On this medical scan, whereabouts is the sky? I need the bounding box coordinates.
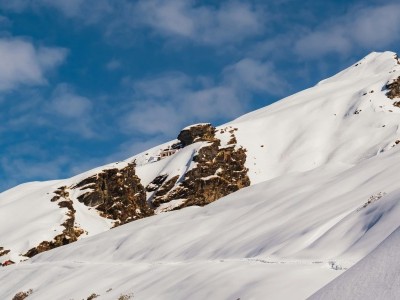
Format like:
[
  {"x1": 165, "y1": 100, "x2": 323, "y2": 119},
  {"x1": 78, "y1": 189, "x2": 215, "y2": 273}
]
[{"x1": 1, "y1": 0, "x2": 400, "y2": 191}]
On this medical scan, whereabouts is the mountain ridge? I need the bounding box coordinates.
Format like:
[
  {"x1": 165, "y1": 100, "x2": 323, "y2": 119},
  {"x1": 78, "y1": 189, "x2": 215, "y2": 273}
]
[{"x1": 2, "y1": 51, "x2": 400, "y2": 299}]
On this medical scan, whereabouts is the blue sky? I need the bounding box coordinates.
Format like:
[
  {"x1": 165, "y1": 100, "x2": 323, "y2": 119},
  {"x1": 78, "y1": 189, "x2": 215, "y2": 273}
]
[{"x1": 1, "y1": 0, "x2": 399, "y2": 191}]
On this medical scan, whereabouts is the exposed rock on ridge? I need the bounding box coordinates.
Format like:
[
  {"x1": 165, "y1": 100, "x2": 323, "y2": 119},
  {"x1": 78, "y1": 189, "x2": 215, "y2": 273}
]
[
  {"x1": 24, "y1": 186, "x2": 84, "y2": 258},
  {"x1": 385, "y1": 76, "x2": 400, "y2": 101},
  {"x1": 73, "y1": 163, "x2": 153, "y2": 227},
  {"x1": 150, "y1": 124, "x2": 250, "y2": 210},
  {"x1": 177, "y1": 123, "x2": 216, "y2": 146},
  {"x1": 0, "y1": 247, "x2": 10, "y2": 257},
  {"x1": 17, "y1": 124, "x2": 250, "y2": 258}
]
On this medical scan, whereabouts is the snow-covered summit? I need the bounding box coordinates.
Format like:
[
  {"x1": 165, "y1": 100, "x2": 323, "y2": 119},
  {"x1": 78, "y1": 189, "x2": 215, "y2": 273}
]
[{"x1": 232, "y1": 51, "x2": 400, "y2": 183}]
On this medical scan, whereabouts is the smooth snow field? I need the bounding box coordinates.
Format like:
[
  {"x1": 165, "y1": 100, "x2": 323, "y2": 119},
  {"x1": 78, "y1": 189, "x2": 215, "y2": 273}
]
[{"x1": 2, "y1": 52, "x2": 400, "y2": 299}]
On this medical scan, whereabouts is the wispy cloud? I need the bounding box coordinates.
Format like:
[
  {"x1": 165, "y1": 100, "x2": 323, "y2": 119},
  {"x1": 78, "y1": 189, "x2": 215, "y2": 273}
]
[
  {"x1": 46, "y1": 83, "x2": 96, "y2": 138},
  {"x1": 131, "y1": 0, "x2": 266, "y2": 45},
  {"x1": 295, "y1": 3, "x2": 400, "y2": 58},
  {"x1": 0, "y1": 145, "x2": 71, "y2": 191},
  {"x1": 105, "y1": 59, "x2": 121, "y2": 71},
  {"x1": 121, "y1": 57, "x2": 285, "y2": 137},
  {"x1": 0, "y1": 38, "x2": 67, "y2": 91},
  {"x1": 50, "y1": 84, "x2": 92, "y2": 118},
  {"x1": 0, "y1": 0, "x2": 266, "y2": 47},
  {"x1": 223, "y1": 58, "x2": 285, "y2": 94}
]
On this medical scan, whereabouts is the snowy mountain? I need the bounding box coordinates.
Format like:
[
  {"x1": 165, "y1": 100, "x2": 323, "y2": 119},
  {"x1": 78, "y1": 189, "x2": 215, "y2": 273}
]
[
  {"x1": 2, "y1": 51, "x2": 400, "y2": 299},
  {"x1": 310, "y1": 225, "x2": 400, "y2": 299}
]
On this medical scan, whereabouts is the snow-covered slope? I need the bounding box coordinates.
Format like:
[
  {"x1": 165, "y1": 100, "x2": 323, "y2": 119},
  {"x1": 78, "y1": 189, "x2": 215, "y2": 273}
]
[
  {"x1": 2, "y1": 51, "x2": 400, "y2": 299},
  {"x1": 310, "y1": 225, "x2": 400, "y2": 300},
  {"x1": 233, "y1": 51, "x2": 400, "y2": 184},
  {"x1": 2, "y1": 144, "x2": 400, "y2": 299}
]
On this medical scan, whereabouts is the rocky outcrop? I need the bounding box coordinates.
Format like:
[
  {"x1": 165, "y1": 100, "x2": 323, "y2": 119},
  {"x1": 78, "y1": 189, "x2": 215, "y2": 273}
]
[
  {"x1": 24, "y1": 186, "x2": 84, "y2": 258},
  {"x1": 385, "y1": 76, "x2": 400, "y2": 103},
  {"x1": 177, "y1": 123, "x2": 217, "y2": 146},
  {"x1": 73, "y1": 163, "x2": 153, "y2": 226},
  {"x1": 0, "y1": 247, "x2": 10, "y2": 257},
  {"x1": 12, "y1": 289, "x2": 33, "y2": 300},
  {"x1": 150, "y1": 175, "x2": 179, "y2": 202},
  {"x1": 20, "y1": 124, "x2": 249, "y2": 258},
  {"x1": 395, "y1": 54, "x2": 400, "y2": 65},
  {"x1": 146, "y1": 174, "x2": 169, "y2": 192},
  {"x1": 150, "y1": 125, "x2": 250, "y2": 209}
]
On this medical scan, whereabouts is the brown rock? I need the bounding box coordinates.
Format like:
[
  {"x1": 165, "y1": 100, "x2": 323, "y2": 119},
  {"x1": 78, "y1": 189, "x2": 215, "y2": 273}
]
[
  {"x1": 73, "y1": 163, "x2": 153, "y2": 225},
  {"x1": 385, "y1": 76, "x2": 400, "y2": 100},
  {"x1": 24, "y1": 186, "x2": 84, "y2": 258},
  {"x1": 151, "y1": 126, "x2": 250, "y2": 209},
  {"x1": 177, "y1": 123, "x2": 217, "y2": 146},
  {"x1": 0, "y1": 247, "x2": 10, "y2": 257}
]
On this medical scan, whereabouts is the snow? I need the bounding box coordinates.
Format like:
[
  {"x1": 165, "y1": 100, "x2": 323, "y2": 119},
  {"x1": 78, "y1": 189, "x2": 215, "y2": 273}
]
[
  {"x1": 155, "y1": 198, "x2": 186, "y2": 214},
  {"x1": 230, "y1": 51, "x2": 400, "y2": 184},
  {"x1": 1, "y1": 51, "x2": 400, "y2": 299},
  {"x1": 21, "y1": 149, "x2": 400, "y2": 264},
  {"x1": 181, "y1": 122, "x2": 211, "y2": 131},
  {"x1": 0, "y1": 140, "x2": 210, "y2": 261},
  {"x1": 0, "y1": 180, "x2": 65, "y2": 261},
  {"x1": 2, "y1": 146, "x2": 400, "y2": 299},
  {"x1": 0, "y1": 260, "x2": 341, "y2": 300},
  {"x1": 135, "y1": 142, "x2": 207, "y2": 187},
  {"x1": 310, "y1": 226, "x2": 400, "y2": 300}
]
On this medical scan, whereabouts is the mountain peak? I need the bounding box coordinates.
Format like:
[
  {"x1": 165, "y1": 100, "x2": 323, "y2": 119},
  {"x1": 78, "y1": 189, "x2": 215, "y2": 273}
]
[
  {"x1": 3, "y1": 52, "x2": 400, "y2": 299},
  {"x1": 318, "y1": 51, "x2": 399, "y2": 86}
]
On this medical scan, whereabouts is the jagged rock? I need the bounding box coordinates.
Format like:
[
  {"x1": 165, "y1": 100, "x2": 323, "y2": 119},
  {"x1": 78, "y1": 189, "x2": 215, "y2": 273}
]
[
  {"x1": 73, "y1": 163, "x2": 153, "y2": 225},
  {"x1": 177, "y1": 123, "x2": 217, "y2": 146},
  {"x1": 153, "y1": 175, "x2": 179, "y2": 199},
  {"x1": 24, "y1": 186, "x2": 84, "y2": 258},
  {"x1": 385, "y1": 76, "x2": 400, "y2": 100},
  {"x1": 12, "y1": 289, "x2": 32, "y2": 300},
  {"x1": 152, "y1": 125, "x2": 250, "y2": 209},
  {"x1": 395, "y1": 54, "x2": 400, "y2": 65},
  {"x1": 146, "y1": 174, "x2": 169, "y2": 192},
  {"x1": 22, "y1": 125, "x2": 249, "y2": 258},
  {"x1": 0, "y1": 247, "x2": 10, "y2": 257}
]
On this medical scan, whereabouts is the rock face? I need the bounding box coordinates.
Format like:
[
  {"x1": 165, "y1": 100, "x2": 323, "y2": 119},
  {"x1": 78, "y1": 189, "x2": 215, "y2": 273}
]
[
  {"x1": 0, "y1": 247, "x2": 10, "y2": 257},
  {"x1": 177, "y1": 123, "x2": 216, "y2": 146},
  {"x1": 385, "y1": 76, "x2": 400, "y2": 106},
  {"x1": 20, "y1": 123, "x2": 250, "y2": 258},
  {"x1": 24, "y1": 186, "x2": 84, "y2": 258},
  {"x1": 150, "y1": 124, "x2": 250, "y2": 209},
  {"x1": 73, "y1": 163, "x2": 153, "y2": 226}
]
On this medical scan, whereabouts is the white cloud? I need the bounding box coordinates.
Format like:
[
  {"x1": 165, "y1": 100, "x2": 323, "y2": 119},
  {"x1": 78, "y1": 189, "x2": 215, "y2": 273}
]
[
  {"x1": 351, "y1": 4, "x2": 400, "y2": 47},
  {"x1": 223, "y1": 58, "x2": 285, "y2": 94},
  {"x1": 0, "y1": 0, "x2": 266, "y2": 47},
  {"x1": 0, "y1": 153, "x2": 70, "y2": 191},
  {"x1": 37, "y1": 0, "x2": 86, "y2": 17},
  {"x1": 0, "y1": 0, "x2": 112, "y2": 23},
  {"x1": 51, "y1": 84, "x2": 92, "y2": 118},
  {"x1": 186, "y1": 86, "x2": 242, "y2": 119},
  {"x1": 295, "y1": 3, "x2": 400, "y2": 59},
  {"x1": 105, "y1": 59, "x2": 122, "y2": 71},
  {"x1": 0, "y1": 0, "x2": 87, "y2": 16},
  {"x1": 48, "y1": 84, "x2": 95, "y2": 137},
  {"x1": 134, "y1": 0, "x2": 195, "y2": 38},
  {"x1": 0, "y1": 15, "x2": 11, "y2": 27},
  {"x1": 121, "y1": 72, "x2": 245, "y2": 136},
  {"x1": 121, "y1": 57, "x2": 285, "y2": 137},
  {"x1": 124, "y1": 101, "x2": 183, "y2": 136},
  {"x1": 0, "y1": 38, "x2": 67, "y2": 91},
  {"x1": 132, "y1": 0, "x2": 266, "y2": 45},
  {"x1": 0, "y1": 0, "x2": 28, "y2": 12}
]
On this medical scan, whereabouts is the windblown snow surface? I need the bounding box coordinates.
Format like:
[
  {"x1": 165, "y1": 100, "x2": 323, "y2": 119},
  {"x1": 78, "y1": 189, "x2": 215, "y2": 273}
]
[
  {"x1": 310, "y1": 226, "x2": 400, "y2": 300},
  {"x1": 2, "y1": 52, "x2": 400, "y2": 299}
]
